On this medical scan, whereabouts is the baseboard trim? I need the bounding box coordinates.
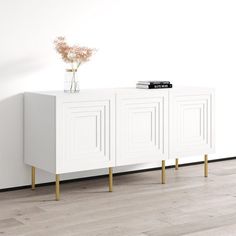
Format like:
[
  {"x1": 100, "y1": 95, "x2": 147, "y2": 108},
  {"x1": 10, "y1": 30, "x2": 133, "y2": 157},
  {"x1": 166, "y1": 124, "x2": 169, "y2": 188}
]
[{"x1": 1, "y1": 156, "x2": 236, "y2": 193}]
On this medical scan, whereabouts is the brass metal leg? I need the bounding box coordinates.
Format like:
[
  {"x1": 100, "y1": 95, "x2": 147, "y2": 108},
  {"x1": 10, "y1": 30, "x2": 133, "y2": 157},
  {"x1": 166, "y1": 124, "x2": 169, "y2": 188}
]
[
  {"x1": 109, "y1": 167, "x2": 113, "y2": 192},
  {"x1": 31, "y1": 167, "x2": 35, "y2": 190},
  {"x1": 175, "y1": 158, "x2": 179, "y2": 170},
  {"x1": 56, "y1": 174, "x2": 60, "y2": 201},
  {"x1": 162, "y1": 160, "x2": 166, "y2": 184},
  {"x1": 204, "y1": 154, "x2": 208, "y2": 177}
]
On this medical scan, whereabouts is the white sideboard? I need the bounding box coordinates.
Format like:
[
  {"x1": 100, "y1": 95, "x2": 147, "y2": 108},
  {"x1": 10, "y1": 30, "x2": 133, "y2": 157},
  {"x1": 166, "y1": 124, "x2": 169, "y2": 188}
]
[{"x1": 24, "y1": 87, "x2": 215, "y2": 200}]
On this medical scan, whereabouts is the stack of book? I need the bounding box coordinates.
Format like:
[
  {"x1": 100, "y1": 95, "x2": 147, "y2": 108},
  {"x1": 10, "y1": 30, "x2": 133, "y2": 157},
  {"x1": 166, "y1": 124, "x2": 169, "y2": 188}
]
[{"x1": 136, "y1": 81, "x2": 172, "y2": 89}]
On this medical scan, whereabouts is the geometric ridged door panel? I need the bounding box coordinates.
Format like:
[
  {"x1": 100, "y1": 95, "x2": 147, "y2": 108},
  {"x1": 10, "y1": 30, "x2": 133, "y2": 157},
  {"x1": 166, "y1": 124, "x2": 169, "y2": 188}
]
[
  {"x1": 116, "y1": 91, "x2": 168, "y2": 166},
  {"x1": 169, "y1": 89, "x2": 215, "y2": 158},
  {"x1": 57, "y1": 98, "x2": 115, "y2": 174}
]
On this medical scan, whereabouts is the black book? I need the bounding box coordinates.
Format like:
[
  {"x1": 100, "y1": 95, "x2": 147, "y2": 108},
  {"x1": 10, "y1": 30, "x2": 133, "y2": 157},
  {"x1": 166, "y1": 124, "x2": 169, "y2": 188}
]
[
  {"x1": 138, "y1": 81, "x2": 171, "y2": 85},
  {"x1": 136, "y1": 84, "x2": 173, "y2": 89}
]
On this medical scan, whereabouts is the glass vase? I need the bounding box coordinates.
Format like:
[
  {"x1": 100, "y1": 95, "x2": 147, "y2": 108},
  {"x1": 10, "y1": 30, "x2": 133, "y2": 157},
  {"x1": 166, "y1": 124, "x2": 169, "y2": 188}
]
[{"x1": 64, "y1": 69, "x2": 80, "y2": 93}]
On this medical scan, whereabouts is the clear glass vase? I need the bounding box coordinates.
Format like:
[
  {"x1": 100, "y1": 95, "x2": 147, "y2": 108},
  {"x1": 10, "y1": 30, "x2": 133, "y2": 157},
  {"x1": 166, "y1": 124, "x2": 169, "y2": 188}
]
[{"x1": 64, "y1": 69, "x2": 80, "y2": 93}]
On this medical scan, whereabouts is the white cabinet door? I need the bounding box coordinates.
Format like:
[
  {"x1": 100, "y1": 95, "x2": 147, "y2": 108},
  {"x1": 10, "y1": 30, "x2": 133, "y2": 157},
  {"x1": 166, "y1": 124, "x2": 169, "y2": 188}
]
[
  {"x1": 116, "y1": 91, "x2": 168, "y2": 166},
  {"x1": 169, "y1": 88, "x2": 215, "y2": 158},
  {"x1": 56, "y1": 96, "x2": 115, "y2": 173}
]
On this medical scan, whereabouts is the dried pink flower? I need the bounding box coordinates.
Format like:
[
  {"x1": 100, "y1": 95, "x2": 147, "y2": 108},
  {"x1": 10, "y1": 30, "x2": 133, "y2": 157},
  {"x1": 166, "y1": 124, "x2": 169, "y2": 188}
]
[{"x1": 54, "y1": 36, "x2": 96, "y2": 68}]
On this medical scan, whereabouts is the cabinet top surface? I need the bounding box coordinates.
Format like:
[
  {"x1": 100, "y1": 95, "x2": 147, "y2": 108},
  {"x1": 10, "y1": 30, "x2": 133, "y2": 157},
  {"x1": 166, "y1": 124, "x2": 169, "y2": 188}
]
[{"x1": 25, "y1": 87, "x2": 214, "y2": 97}]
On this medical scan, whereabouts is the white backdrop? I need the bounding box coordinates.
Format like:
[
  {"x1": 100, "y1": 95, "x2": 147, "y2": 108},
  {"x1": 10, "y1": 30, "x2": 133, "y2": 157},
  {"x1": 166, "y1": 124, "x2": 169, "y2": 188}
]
[{"x1": 0, "y1": 0, "x2": 236, "y2": 189}]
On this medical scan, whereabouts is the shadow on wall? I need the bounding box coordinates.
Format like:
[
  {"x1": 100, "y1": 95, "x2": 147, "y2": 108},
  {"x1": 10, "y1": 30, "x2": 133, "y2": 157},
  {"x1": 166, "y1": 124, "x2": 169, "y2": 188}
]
[
  {"x1": 0, "y1": 57, "x2": 45, "y2": 82},
  {"x1": 0, "y1": 56, "x2": 60, "y2": 189},
  {"x1": 0, "y1": 94, "x2": 29, "y2": 189}
]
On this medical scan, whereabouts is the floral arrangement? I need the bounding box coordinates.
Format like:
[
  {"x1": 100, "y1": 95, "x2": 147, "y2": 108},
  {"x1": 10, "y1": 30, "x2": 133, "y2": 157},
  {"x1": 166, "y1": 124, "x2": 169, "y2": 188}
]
[
  {"x1": 54, "y1": 36, "x2": 95, "y2": 71},
  {"x1": 54, "y1": 36, "x2": 96, "y2": 92}
]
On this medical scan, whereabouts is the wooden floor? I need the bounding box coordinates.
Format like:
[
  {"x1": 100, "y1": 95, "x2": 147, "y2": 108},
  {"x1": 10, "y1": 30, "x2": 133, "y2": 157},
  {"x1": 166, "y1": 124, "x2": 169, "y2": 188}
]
[{"x1": 1, "y1": 160, "x2": 236, "y2": 236}]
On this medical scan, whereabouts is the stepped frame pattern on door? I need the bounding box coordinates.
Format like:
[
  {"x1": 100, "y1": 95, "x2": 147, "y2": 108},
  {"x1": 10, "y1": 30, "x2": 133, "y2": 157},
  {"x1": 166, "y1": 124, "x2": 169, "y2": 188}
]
[
  {"x1": 117, "y1": 92, "x2": 168, "y2": 166},
  {"x1": 57, "y1": 99, "x2": 115, "y2": 173},
  {"x1": 170, "y1": 89, "x2": 215, "y2": 158}
]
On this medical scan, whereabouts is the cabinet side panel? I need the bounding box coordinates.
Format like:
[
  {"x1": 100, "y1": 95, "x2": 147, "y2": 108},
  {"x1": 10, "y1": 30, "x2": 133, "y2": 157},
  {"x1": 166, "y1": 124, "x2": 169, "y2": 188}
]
[{"x1": 24, "y1": 93, "x2": 56, "y2": 173}]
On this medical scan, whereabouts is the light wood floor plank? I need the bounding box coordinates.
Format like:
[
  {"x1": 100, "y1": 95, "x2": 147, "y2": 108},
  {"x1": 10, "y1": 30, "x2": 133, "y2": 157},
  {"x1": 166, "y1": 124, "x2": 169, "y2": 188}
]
[{"x1": 0, "y1": 160, "x2": 236, "y2": 235}]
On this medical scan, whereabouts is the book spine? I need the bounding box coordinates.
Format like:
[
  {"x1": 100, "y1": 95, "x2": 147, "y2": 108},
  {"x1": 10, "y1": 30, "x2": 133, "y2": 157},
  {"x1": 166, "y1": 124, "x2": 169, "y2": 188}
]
[
  {"x1": 138, "y1": 81, "x2": 171, "y2": 85},
  {"x1": 136, "y1": 84, "x2": 172, "y2": 89}
]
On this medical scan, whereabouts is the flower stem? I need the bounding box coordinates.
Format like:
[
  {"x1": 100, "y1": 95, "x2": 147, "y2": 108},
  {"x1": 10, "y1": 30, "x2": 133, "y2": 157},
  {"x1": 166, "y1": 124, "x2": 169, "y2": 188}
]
[{"x1": 70, "y1": 63, "x2": 74, "y2": 92}]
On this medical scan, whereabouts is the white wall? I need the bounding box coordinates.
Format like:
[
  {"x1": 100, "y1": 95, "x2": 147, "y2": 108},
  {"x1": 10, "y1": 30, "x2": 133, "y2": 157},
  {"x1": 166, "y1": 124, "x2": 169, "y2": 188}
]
[{"x1": 0, "y1": 0, "x2": 236, "y2": 189}]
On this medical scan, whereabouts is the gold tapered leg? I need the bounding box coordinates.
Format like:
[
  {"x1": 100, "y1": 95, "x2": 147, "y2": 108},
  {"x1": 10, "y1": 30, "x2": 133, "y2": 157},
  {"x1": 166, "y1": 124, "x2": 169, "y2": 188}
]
[
  {"x1": 175, "y1": 158, "x2": 179, "y2": 170},
  {"x1": 162, "y1": 160, "x2": 166, "y2": 184},
  {"x1": 56, "y1": 174, "x2": 60, "y2": 201},
  {"x1": 204, "y1": 154, "x2": 208, "y2": 177},
  {"x1": 109, "y1": 167, "x2": 113, "y2": 192},
  {"x1": 31, "y1": 167, "x2": 35, "y2": 190}
]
